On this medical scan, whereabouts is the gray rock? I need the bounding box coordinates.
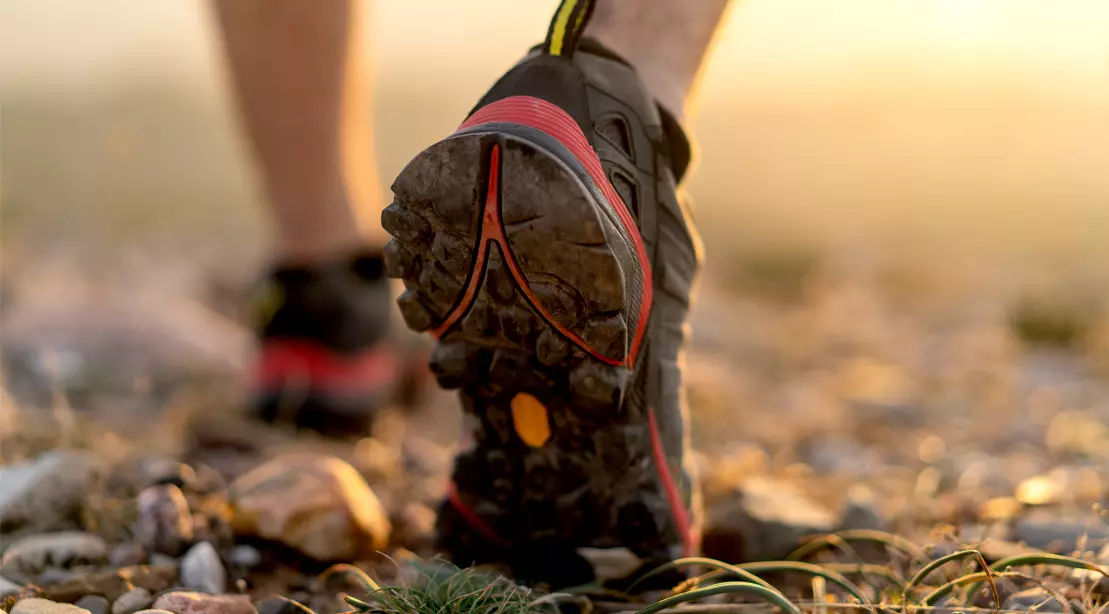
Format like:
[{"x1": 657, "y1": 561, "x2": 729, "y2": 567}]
[
  {"x1": 702, "y1": 476, "x2": 838, "y2": 562},
  {"x1": 108, "y1": 543, "x2": 146, "y2": 568},
  {"x1": 1002, "y1": 588, "x2": 1067, "y2": 613},
  {"x1": 1, "y1": 532, "x2": 108, "y2": 573},
  {"x1": 152, "y1": 592, "x2": 254, "y2": 614},
  {"x1": 179, "y1": 543, "x2": 224, "y2": 595},
  {"x1": 148, "y1": 554, "x2": 176, "y2": 567},
  {"x1": 136, "y1": 459, "x2": 196, "y2": 491},
  {"x1": 11, "y1": 599, "x2": 90, "y2": 614},
  {"x1": 0, "y1": 574, "x2": 21, "y2": 596},
  {"x1": 136, "y1": 486, "x2": 194, "y2": 557},
  {"x1": 74, "y1": 596, "x2": 108, "y2": 614},
  {"x1": 112, "y1": 588, "x2": 154, "y2": 614},
  {"x1": 223, "y1": 546, "x2": 259, "y2": 570},
  {"x1": 0, "y1": 452, "x2": 99, "y2": 533},
  {"x1": 1014, "y1": 508, "x2": 1109, "y2": 553}
]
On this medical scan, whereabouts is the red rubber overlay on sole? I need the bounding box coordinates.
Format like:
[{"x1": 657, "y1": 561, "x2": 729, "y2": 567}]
[
  {"x1": 447, "y1": 481, "x2": 512, "y2": 548},
  {"x1": 253, "y1": 339, "x2": 397, "y2": 394},
  {"x1": 457, "y1": 96, "x2": 652, "y2": 367},
  {"x1": 431, "y1": 145, "x2": 623, "y2": 367},
  {"x1": 648, "y1": 408, "x2": 695, "y2": 557}
]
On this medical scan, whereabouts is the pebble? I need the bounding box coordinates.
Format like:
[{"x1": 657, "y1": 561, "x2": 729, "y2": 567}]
[
  {"x1": 136, "y1": 459, "x2": 197, "y2": 491},
  {"x1": 1002, "y1": 588, "x2": 1068, "y2": 612},
  {"x1": 179, "y1": 543, "x2": 224, "y2": 595},
  {"x1": 148, "y1": 555, "x2": 175, "y2": 567},
  {"x1": 0, "y1": 452, "x2": 99, "y2": 533},
  {"x1": 0, "y1": 532, "x2": 108, "y2": 573},
  {"x1": 702, "y1": 476, "x2": 838, "y2": 562},
  {"x1": 136, "y1": 486, "x2": 195, "y2": 557},
  {"x1": 11, "y1": 599, "x2": 90, "y2": 614},
  {"x1": 223, "y1": 546, "x2": 260, "y2": 570},
  {"x1": 39, "y1": 564, "x2": 177, "y2": 603},
  {"x1": 111, "y1": 588, "x2": 153, "y2": 614},
  {"x1": 152, "y1": 592, "x2": 254, "y2": 614},
  {"x1": 228, "y1": 453, "x2": 391, "y2": 561},
  {"x1": 1013, "y1": 508, "x2": 1109, "y2": 553},
  {"x1": 108, "y1": 543, "x2": 146, "y2": 568},
  {"x1": 134, "y1": 611, "x2": 176, "y2": 614},
  {"x1": 73, "y1": 596, "x2": 108, "y2": 614},
  {"x1": 0, "y1": 575, "x2": 22, "y2": 596}
]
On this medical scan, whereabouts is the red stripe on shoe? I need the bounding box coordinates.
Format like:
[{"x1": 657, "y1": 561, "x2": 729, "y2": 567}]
[
  {"x1": 457, "y1": 96, "x2": 653, "y2": 367},
  {"x1": 253, "y1": 339, "x2": 397, "y2": 394},
  {"x1": 648, "y1": 408, "x2": 695, "y2": 556},
  {"x1": 432, "y1": 144, "x2": 623, "y2": 367},
  {"x1": 447, "y1": 481, "x2": 513, "y2": 548}
]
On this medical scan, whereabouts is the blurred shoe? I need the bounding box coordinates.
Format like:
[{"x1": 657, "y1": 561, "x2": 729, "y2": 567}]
[
  {"x1": 382, "y1": 0, "x2": 703, "y2": 588},
  {"x1": 249, "y1": 252, "x2": 400, "y2": 437}
]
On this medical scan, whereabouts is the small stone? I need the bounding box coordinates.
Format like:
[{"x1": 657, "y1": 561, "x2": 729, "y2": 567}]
[
  {"x1": 0, "y1": 452, "x2": 99, "y2": 533},
  {"x1": 148, "y1": 555, "x2": 175, "y2": 567},
  {"x1": 0, "y1": 575, "x2": 21, "y2": 596},
  {"x1": 1, "y1": 532, "x2": 108, "y2": 573},
  {"x1": 978, "y1": 497, "x2": 1023, "y2": 521},
  {"x1": 11, "y1": 599, "x2": 90, "y2": 614},
  {"x1": 1002, "y1": 588, "x2": 1067, "y2": 612},
  {"x1": 1016, "y1": 475, "x2": 1064, "y2": 506},
  {"x1": 179, "y1": 543, "x2": 224, "y2": 595},
  {"x1": 1014, "y1": 508, "x2": 1109, "y2": 553},
  {"x1": 40, "y1": 564, "x2": 177, "y2": 603},
  {"x1": 74, "y1": 596, "x2": 108, "y2": 614},
  {"x1": 134, "y1": 611, "x2": 175, "y2": 614},
  {"x1": 136, "y1": 486, "x2": 195, "y2": 557},
  {"x1": 228, "y1": 453, "x2": 391, "y2": 561},
  {"x1": 108, "y1": 543, "x2": 147, "y2": 568},
  {"x1": 223, "y1": 547, "x2": 259, "y2": 570},
  {"x1": 702, "y1": 476, "x2": 838, "y2": 562},
  {"x1": 111, "y1": 588, "x2": 153, "y2": 614},
  {"x1": 152, "y1": 592, "x2": 254, "y2": 614},
  {"x1": 137, "y1": 459, "x2": 196, "y2": 491}
]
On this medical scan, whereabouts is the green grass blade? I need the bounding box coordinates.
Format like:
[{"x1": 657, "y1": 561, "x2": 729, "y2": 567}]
[
  {"x1": 321, "y1": 563, "x2": 383, "y2": 592},
  {"x1": 918, "y1": 571, "x2": 1027, "y2": 606},
  {"x1": 788, "y1": 530, "x2": 925, "y2": 562},
  {"x1": 635, "y1": 582, "x2": 803, "y2": 614},
  {"x1": 821, "y1": 564, "x2": 906, "y2": 591},
  {"x1": 738, "y1": 561, "x2": 873, "y2": 607},
  {"x1": 629, "y1": 557, "x2": 779, "y2": 593},
  {"x1": 902, "y1": 549, "x2": 994, "y2": 609},
  {"x1": 959, "y1": 553, "x2": 1109, "y2": 607}
]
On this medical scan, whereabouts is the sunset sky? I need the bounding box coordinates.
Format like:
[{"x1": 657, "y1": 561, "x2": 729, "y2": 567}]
[{"x1": 4, "y1": 0, "x2": 1109, "y2": 98}]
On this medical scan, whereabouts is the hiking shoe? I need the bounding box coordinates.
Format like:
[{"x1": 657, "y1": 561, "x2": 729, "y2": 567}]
[
  {"x1": 382, "y1": 0, "x2": 703, "y2": 588},
  {"x1": 249, "y1": 252, "x2": 400, "y2": 437}
]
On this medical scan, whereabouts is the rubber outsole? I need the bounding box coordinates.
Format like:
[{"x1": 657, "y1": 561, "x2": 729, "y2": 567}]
[{"x1": 382, "y1": 130, "x2": 684, "y2": 584}]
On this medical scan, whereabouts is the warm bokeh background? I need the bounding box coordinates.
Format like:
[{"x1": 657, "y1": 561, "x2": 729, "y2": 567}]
[{"x1": 5, "y1": 0, "x2": 1109, "y2": 266}]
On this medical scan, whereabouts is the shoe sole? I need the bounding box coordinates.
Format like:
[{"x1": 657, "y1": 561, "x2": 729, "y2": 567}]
[{"x1": 382, "y1": 100, "x2": 686, "y2": 579}]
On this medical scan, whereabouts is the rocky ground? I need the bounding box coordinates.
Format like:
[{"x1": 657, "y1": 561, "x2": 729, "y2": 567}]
[{"x1": 2, "y1": 246, "x2": 1109, "y2": 614}]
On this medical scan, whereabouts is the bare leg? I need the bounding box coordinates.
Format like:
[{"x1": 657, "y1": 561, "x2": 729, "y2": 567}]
[
  {"x1": 212, "y1": 0, "x2": 382, "y2": 265},
  {"x1": 585, "y1": 0, "x2": 731, "y2": 119}
]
